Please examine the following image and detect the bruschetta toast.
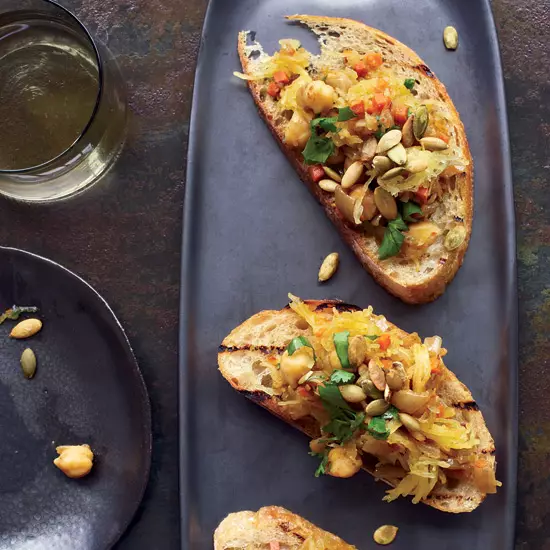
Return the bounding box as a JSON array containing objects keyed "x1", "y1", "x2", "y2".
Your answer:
[
  {"x1": 235, "y1": 15, "x2": 473, "y2": 303},
  {"x1": 214, "y1": 506, "x2": 356, "y2": 550},
  {"x1": 218, "y1": 296, "x2": 499, "y2": 513}
]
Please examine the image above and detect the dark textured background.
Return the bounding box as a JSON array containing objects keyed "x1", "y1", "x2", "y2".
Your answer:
[{"x1": 0, "y1": 0, "x2": 545, "y2": 548}]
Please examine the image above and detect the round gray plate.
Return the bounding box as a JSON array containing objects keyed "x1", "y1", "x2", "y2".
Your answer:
[{"x1": 0, "y1": 247, "x2": 151, "y2": 549}]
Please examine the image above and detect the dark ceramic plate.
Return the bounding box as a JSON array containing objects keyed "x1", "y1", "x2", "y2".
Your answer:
[
  {"x1": 0, "y1": 247, "x2": 151, "y2": 550},
  {"x1": 181, "y1": 0, "x2": 517, "y2": 548}
]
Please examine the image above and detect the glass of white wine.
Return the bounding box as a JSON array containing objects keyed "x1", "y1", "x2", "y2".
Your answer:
[{"x1": 0, "y1": 0, "x2": 126, "y2": 201}]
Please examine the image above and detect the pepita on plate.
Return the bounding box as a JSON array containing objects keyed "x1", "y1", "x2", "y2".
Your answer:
[
  {"x1": 443, "y1": 25, "x2": 459, "y2": 50},
  {"x1": 10, "y1": 318, "x2": 42, "y2": 339},
  {"x1": 20, "y1": 348, "x2": 37, "y2": 379},
  {"x1": 318, "y1": 252, "x2": 339, "y2": 282}
]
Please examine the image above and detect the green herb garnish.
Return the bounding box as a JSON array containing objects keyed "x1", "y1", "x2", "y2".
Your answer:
[
  {"x1": 302, "y1": 107, "x2": 357, "y2": 164},
  {"x1": 378, "y1": 214, "x2": 409, "y2": 260},
  {"x1": 330, "y1": 369, "x2": 356, "y2": 385},
  {"x1": 401, "y1": 201, "x2": 423, "y2": 222},
  {"x1": 0, "y1": 305, "x2": 38, "y2": 325},
  {"x1": 367, "y1": 416, "x2": 390, "y2": 440},
  {"x1": 404, "y1": 78, "x2": 416, "y2": 90},
  {"x1": 287, "y1": 336, "x2": 314, "y2": 356},
  {"x1": 382, "y1": 406, "x2": 399, "y2": 421},
  {"x1": 333, "y1": 330, "x2": 350, "y2": 369},
  {"x1": 365, "y1": 335, "x2": 379, "y2": 341},
  {"x1": 309, "y1": 449, "x2": 330, "y2": 477}
]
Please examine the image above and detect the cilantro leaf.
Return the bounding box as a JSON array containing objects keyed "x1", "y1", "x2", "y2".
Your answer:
[
  {"x1": 404, "y1": 78, "x2": 416, "y2": 90},
  {"x1": 319, "y1": 383, "x2": 366, "y2": 442},
  {"x1": 330, "y1": 369, "x2": 356, "y2": 385},
  {"x1": 0, "y1": 305, "x2": 38, "y2": 325},
  {"x1": 302, "y1": 135, "x2": 335, "y2": 165},
  {"x1": 382, "y1": 406, "x2": 399, "y2": 421},
  {"x1": 365, "y1": 335, "x2": 379, "y2": 341},
  {"x1": 378, "y1": 214, "x2": 409, "y2": 260},
  {"x1": 318, "y1": 383, "x2": 352, "y2": 412},
  {"x1": 367, "y1": 416, "x2": 390, "y2": 440},
  {"x1": 401, "y1": 201, "x2": 423, "y2": 223},
  {"x1": 309, "y1": 450, "x2": 330, "y2": 477},
  {"x1": 312, "y1": 117, "x2": 338, "y2": 134},
  {"x1": 287, "y1": 336, "x2": 314, "y2": 356},
  {"x1": 333, "y1": 330, "x2": 351, "y2": 369},
  {"x1": 337, "y1": 106, "x2": 356, "y2": 121}
]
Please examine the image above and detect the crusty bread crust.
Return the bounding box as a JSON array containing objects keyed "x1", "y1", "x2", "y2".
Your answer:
[
  {"x1": 214, "y1": 506, "x2": 355, "y2": 549},
  {"x1": 238, "y1": 15, "x2": 474, "y2": 304},
  {"x1": 218, "y1": 300, "x2": 496, "y2": 513}
]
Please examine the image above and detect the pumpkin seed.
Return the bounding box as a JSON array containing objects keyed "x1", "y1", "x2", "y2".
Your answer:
[
  {"x1": 318, "y1": 179, "x2": 339, "y2": 192},
  {"x1": 420, "y1": 136, "x2": 449, "y2": 151},
  {"x1": 340, "y1": 384, "x2": 367, "y2": 403},
  {"x1": 386, "y1": 362, "x2": 407, "y2": 391},
  {"x1": 10, "y1": 318, "x2": 42, "y2": 339},
  {"x1": 444, "y1": 225, "x2": 467, "y2": 250},
  {"x1": 358, "y1": 363, "x2": 369, "y2": 377},
  {"x1": 401, "y1": 116, "x2": 415, "y2": 147},
  {"x1": 372, "y1": 155, "x2": 393, "y2": 176},
  {"x1": 322, "y1": 166, "x2": 342, "y2": 183},
  {"x1": 361, "y1": 137, "x2": 378, "y2": 163},
  {"x1": 443, "y1": 25, "x2": 459, "y2": 50},
  {"x1": 386, "y1": 143, "x2": 407, "y2": 166},
  {"x1": 413, "y1": 105, "x2": 429, "y2": 141},
  {"x1": 376, "y1": 129, "x2": 402, "y2": 154},
  {"x1": 373, "y1": 525, "x2": 399, "y2": 546},
  {"x1": 365, "y1": 399, "x2": 390, "y2": 416},
  {"x1": 374, "y1": 187, "x2": 398, "y2": 220},
  {"x1": 348, "y1": 335, "x2": 367, "y2": 368},
  {"x1": 334, "y1": 186, "x2": 358, "y2": 224},
  {"x1": 384, "y1": 384, "x2": 391, "y2": 402},
  {"x1": 368, "y1": 360, "x2": 386, "y2": 391},
  {"x1": 361, "y1": 190, "x2": 377, "y2": 221},
  {"x1": 361, "y1": 378, "x2": 384, "y2": 399},
  {"x1": 341, "y1": 161, "x2": 364, "y2": 189},
  {"x1": 399, "y1": 412, "x2": 421, "y2": 432},
  {"x1": 318, "y1": 252, "x2": 339, "y2": 282},
  {"x1": 378, "y1": 166, "x2": 406, "y2": 181},
  {"x1": 20, "y1": 348, "x2": 37, "y2": 379},
  {"x1": 405, "y1": 158, "x2": 428, "y2": 173}
]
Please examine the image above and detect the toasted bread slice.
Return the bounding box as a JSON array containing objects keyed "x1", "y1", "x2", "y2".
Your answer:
[
  {"x1": 214, "y1": 506, "x2": 355, "y2": 549},
  {"x1": 237, "y1": 15, "x2": 473, "y2": 303},
  {"x1": 219, "y1": 299, "x2": 497, "y2": 513}
]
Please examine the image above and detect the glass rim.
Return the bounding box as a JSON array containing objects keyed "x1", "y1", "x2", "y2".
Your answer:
[{"x1": 0, "y1": 0, "x2": 104, "y2": 175}]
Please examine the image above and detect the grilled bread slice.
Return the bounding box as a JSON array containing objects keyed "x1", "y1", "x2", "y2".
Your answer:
[
  {"x1": 218, "y1": 298, "x2": 497, "y2": 513},
  {"x1": 236, "y1": 15, "x2": 473, "y2": 303},
  {"x1": 214, "y1": 506, "x2": 355, "y2": 550}
]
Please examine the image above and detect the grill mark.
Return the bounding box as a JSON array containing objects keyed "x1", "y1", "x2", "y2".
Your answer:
[
  {"x1": 455, "y1": 401, "x2": 479, "y2": 411},
  {"x1": 218, "y1": 344, "x2": 286, "y2": 353},
  {"x1": 240, "y1": 389, "x2": 271, "y2": 403},
  {"x1": 314, "y1": 302, "x2": 360, "y2": 313},
  {"x1": 415, "y1": 63, "x2": 434, "y2": 78}
]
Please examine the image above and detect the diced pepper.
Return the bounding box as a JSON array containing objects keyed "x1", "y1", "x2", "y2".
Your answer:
[
  {"x1": 267, "y1": 81, "x2": 280, "y2": 98},
  {"x1": 436, "y1": 403, "x2": 446, "y2": 417},
  {"x1": 414, "y1": 186, "x2": 430, "y2": 205},
  {"x1": 392, "y1": 104, "x2": 409, "y2": 125},
  {"x1": 353, "y1": 60, "x2": 369, "y2": 78},
  {"x1": 436, "y1": 132, "x2": 450, "y2": 143},
  {"x1": 366, "y1": 93, "x2": 392, "y2": 114},
  {"x1": 273, "y1": 70, "x2": 290, "y2": 85},
  {"x1": 297, "y1": 386, "x2": 312, "y2": 399},
  {"x1": 381, "y1": 358, "x2": 392, "y2": 370},
  {"x1": 430, "y1": 356, "x2": 442, "y2": 374},
  {"x1": 309, "y1": 165, "x2": 325, "y2": 182},
  {"x1": 378, "y1": 333, "x2": 391, "y2": 351},
  {"x1": 365, "y1": 51, "x2": 383, "y2": 70},
  {"x1": 350, "y1": 101, "x2": 365, "y2": 116},
  {"x1": 375, "y1": 78, "x2": 389, "y2": 92}
]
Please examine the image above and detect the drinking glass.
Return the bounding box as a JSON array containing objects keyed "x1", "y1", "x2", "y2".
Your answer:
[{"x1": 0, "y1": 0, "x2": 126, "y2": 201}]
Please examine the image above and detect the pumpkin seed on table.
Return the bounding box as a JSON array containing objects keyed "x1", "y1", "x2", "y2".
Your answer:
[
  {"x1": 443, "y1": 25, "x2": 459, "y2": 50},
  {"x1": 20, "y1": 348, "x2": 37, "y2": 379},
  {"x1": 413, "y1": 105, "x2": 429, "y2": 141},
  {"x1": 318, "y1": 179, "x2": 339, "y2": 192},
  {"x1": 386, "y1": 143, "x2": 407, "y2": 166},
  {"x1": 10, "y1": 318, "x2": 42, "y2": 339},
  {"x1": 373, "y1": 525, "x2": 399, "y2": 546},
  {"x1": 376, "y1": 129, "x2": 402, "y2": 154},
  {"x1": 318, "y1": 252, "x2": 339, "y2": 282},
  {"x1": 322, "y1": 166, "x2": 341, "y2": 182},
  {"x1": 444, "y1": 225, "x2": 467, "y2": 250}
]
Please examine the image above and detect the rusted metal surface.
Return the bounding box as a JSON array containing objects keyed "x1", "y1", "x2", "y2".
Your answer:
[{"x1": 0, "y1": 0, "x2": 545, "y2": 547}]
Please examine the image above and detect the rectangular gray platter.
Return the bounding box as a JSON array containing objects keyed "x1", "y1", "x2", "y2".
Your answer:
[{"x1": 180, "y1": 0, "x2": 518, "y2": 548}]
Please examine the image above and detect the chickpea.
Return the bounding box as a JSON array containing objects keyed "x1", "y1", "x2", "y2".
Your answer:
[
  {"x1": 296, "y1": 81, "x2": 336, "y2": 114},
  {"x1": 54, "y1": 444, "x2": 94, "y2": 479},
  {"x1": 327, "y1": 443, "x2": 362, "y2": 478},
  {"x1": 309, "y1": 438, "x2": 327, "y2": 454},
  {"x1": 325, "y1": 71, "x2": 353, "y2": 92},
  {"x1": 284, "y1": 111, "x2": 310, "y2": 149}
]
